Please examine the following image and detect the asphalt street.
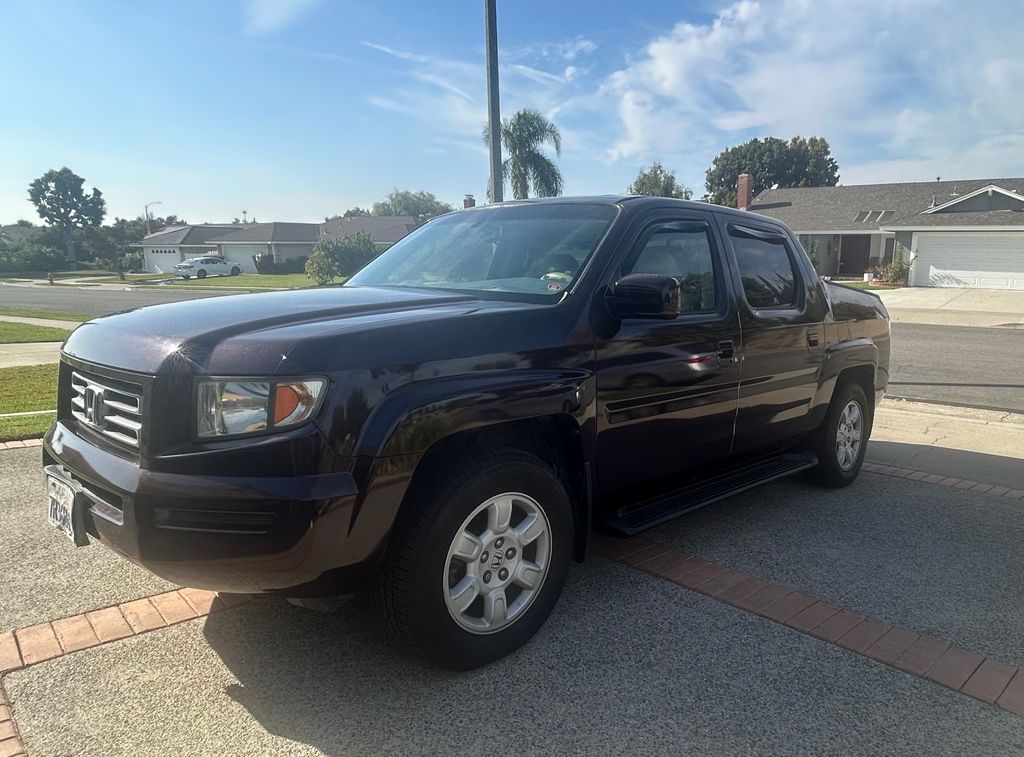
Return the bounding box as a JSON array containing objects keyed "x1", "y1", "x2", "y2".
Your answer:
[
  {"x1": 0, "y1": 282, "x2": 229, "y2": 317},
  {"x1": 889, "y1": 323, "x2": 1024, "y2": 413},
  {"x1": 3, "y1": 446, "x2": 1024, "y2": 755}
]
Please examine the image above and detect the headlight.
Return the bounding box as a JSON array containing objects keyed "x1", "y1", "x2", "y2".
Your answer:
[{"x1": 196, "y1": 378, "x2": 327, "y2": 438}]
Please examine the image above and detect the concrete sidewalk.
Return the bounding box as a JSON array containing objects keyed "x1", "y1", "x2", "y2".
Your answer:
[
  {"x1": 0, "y1": 341, "x2": 60, "y2": 368},
  {"x1": 870, "y1": 398, "x2": 1024, "y2": 490},
  {"x1": 877, "y1": 289, "x2": 1024, "y2": 328},
  {"x1": 0, "y1": 315, "x2": 82, "y2": 330}
]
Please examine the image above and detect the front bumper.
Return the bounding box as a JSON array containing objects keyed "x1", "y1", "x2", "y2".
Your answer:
[{"x1": 43, "y1": 421, "x2": 372, "y2": 596}]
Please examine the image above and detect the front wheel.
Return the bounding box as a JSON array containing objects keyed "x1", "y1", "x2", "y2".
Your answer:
[
  {"x1": 197, "y1": 269, "x2": 207, "y2": 279},
  {"x1": 805, "y1": 381, "x2": 871, "y2": 488},
  {"x1": 230, "y1": 266, "x2": 241, "y2": 276},
  {"x1": 375, "y1": 449, "x2": 572, "y2": 670}
]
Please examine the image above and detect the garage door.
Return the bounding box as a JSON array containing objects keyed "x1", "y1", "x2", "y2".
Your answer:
[
  {"x1": 911, "y1": 232, "x2": 1024, "y2": 289},
  {"x1": 219, "y1": 247, "x2": 260, "y2": 274}
]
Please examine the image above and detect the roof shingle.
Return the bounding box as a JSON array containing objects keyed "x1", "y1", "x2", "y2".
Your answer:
[{"x1": 749, "y1": 177, "x2": 1024, "y2": 231}]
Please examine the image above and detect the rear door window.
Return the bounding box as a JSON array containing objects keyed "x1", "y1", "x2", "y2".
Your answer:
[{"x1": 728, "y1": 226, "x2": 800, "y2": 309}]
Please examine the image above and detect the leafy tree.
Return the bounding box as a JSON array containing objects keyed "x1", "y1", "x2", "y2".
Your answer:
[
  {"x1": 343, "y1": 207, "x2": 371, "y2": 217},
  {"x1": 27, "y1": 167, "x2": 106, "y2": 261},
  {"x1": 705, "y1": 136, "x2": 839, "y2": 206},
  {"x1": 305, "y1": 246, "x2": 339, "y2": 285},
  {"x1": 371, "y1": 191, "x2": 453, "y2": 219},
  {"x1": 484, "y1": 108, "x2": 563, "y2": 199},
  {"x1": 628, "y1": 162, "x2": 693, "y2": 199}
]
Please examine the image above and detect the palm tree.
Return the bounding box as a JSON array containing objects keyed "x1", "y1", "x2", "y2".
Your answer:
[{"x1": 484, "y1": 109, "x2": 563, "y2": 200}]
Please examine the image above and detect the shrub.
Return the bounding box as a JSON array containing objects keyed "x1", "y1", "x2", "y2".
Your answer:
[
  {"x1": 0, "y1": 242, "x2": 66, "y2": 274},
  {"x1": 882, "y1": 244, "x2": 911, "y2": 285},
  {"x1": 310, "y1": 232, "x2": 379, "y2": 280},
  {"x1": 305, "y1": 247, "x2": 339, "y2": 285},
  {"x1": 253, "y1": 252, "x2": 278, "y2": 274}
]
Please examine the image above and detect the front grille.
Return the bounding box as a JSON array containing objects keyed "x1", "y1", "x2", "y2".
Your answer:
[{"x1": 70, "y1": 370, "x2": 144, "y2": 449}]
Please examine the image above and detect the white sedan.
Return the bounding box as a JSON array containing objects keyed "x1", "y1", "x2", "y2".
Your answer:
[{"x1": 174, "y1": 257, "x2": 241, "y2": 279}]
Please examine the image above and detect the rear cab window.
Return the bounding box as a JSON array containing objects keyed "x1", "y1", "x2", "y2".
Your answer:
[{"x1": 727, "y1": 224, "x2": 802, "y2": 310}]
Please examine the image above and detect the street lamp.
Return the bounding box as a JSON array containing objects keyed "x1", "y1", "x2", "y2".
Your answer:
[{"x1": 144, "y1": 201, "x2": 163, "y2": 235}]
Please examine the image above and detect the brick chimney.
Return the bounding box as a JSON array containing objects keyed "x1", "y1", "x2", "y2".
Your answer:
[
  {"x1": 463, "y1": 194, "x2": 476, "y2": 209},
  {"x1": 737, "y1": 173, "x2": 753, "y2": 211}
]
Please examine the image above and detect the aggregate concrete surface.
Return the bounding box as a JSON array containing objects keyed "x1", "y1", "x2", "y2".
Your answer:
[
  {"x1": 6, "y1": 560, "x2": 1024, "y2": 757},
  {"x1": 0, "y1": 448, "x2": 175, "y2": 632}
]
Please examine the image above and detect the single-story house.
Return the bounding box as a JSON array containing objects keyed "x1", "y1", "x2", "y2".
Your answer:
[
  {"x1": 320, "y1": 215, "x2": 418, "y2": 250},
  {"x1": 745, "y1": 177, "x2": 1024, "y2": 289},
  {"x1": 136, "y1": 224, "x2": 240, "y2": 273},
  {"x1": 138, "y1": 216, "x2": 420, "y2": 273},
  {"x1": 205, "y1": 222, "x2": 320, "y2": 273}
]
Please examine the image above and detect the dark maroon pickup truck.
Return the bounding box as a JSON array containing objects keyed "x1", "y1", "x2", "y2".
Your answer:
[{"x1": 43, "y1": 196, "x2": 889, "y2": 669}]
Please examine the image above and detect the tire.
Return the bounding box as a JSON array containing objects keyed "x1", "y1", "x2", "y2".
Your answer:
[
  {"x1": 375, "y1": 448, "x2": 573, "y2": 670},
  {"x1": 231, "y1": 266, "x2": 241, "y2": 276},
  {"x1": 197, "y1": 269, "x2": 207, "y2": 279},
  {"x1": 805, "y1": 380, "x2": 871, "y2": 488}
]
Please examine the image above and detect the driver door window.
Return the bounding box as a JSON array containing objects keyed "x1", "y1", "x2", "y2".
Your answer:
[{"x1": 626, "y1": 225, "x2": 717, "y2": 313}]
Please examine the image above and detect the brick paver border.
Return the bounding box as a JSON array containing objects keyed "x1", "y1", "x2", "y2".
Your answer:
[
  {"x1": 862, "y1": 460, "x2": 1024, "y2": 501},
  {"x1": 591, "y1": 535, "x2": 1024, "y2": 718},
  {"x1": 0, "y1": 440, "x2": 43, "y2": 451},
  {"x1": 0, "y1": 589, "x2": 249, "y2": 756}
]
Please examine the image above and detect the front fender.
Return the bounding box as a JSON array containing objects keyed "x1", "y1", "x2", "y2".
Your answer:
[
  {"x1": 338, "y1": 370, "x2": 595, "y2": 564},
  {"x1": 355, "y1": 369, "x2": 594, "y2": 458}
]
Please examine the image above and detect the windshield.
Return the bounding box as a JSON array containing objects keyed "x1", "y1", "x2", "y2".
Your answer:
[{"x1": 346, "y1": 203, "x2": 617, "y2": 298}]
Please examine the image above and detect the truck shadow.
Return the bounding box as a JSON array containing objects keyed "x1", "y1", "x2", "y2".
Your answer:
[{"x1": 199, "y1": 559, "x2": 679, "y2": 755}]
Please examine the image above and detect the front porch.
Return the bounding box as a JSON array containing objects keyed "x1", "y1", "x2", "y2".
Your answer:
[{"x1": 797, "y1": 232, "x2": 895, "y2": 277}]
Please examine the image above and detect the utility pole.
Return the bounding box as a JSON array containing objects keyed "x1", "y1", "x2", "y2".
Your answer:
[{"x1": 484, "y1": 0, "x2": 503, "y2": 203}]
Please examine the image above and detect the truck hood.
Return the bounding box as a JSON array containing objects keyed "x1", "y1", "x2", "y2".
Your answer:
[{"x1": 62, "y1": 286, "x2": 499, "y2": 374}]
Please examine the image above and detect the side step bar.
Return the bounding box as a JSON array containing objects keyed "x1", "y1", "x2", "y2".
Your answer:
[{"x1": 605, "y1": 452, "x2": 818, "y2": 536}]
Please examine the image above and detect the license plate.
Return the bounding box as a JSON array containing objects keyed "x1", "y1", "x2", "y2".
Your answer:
[{"x1": 47, "y1": 475, "x2": 81, "y2": 544}]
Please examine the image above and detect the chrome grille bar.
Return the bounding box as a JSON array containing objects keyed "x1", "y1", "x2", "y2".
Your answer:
[{"x1": 70, "y1": 371, "x2": 144, "y2": 449}]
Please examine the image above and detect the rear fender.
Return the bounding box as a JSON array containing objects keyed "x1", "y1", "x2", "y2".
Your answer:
[{"x1": 808, "y1": 338, "x2": 879, "y2": 427}]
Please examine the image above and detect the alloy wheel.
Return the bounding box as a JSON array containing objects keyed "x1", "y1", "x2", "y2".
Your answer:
[
  {"x1": 443, "y1": 492, "x2": 551, "y2": 634},
  {"x1": 835, "y1": 400, "x2": 863, "y2": 471}
]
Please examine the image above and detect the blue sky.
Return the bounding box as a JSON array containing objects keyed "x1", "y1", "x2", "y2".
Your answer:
[{"x1": 2, "y1": 0, "x2": 1023, "y2": 224}]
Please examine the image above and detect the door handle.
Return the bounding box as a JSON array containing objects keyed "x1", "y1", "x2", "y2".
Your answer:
[
  {"x1": 717, "y1": 340, "x2": 736, "y2": 366},
  {"x1": 807, "y1": 329, "x2": 820, "y2": 347}
]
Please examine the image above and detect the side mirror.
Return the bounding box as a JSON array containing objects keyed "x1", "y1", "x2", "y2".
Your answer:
[{"x1": 607, "y1": 273, "x2": 682, "y2": 319}]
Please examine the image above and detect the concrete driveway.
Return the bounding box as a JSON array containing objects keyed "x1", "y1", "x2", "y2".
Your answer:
[{"x1": 2, "y1": 404, "x2": 1024, "y2": 756}]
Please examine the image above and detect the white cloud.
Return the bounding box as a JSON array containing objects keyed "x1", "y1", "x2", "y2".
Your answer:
[
  {"x1": 243, "y1": 0, "x2": 319, "y2": 35},
  {"x1": 601, "y1": 0, "x2": 1024, "y2": 187},
  {"x1": 361, "y1": 40, "x2": 586, "y2": 159}
]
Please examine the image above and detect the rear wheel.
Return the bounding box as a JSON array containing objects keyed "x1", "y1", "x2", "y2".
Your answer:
[
  {"x1": 805, "y1": 381, "x2": 870, "y2": 488},
  {"x1": 375, "y1": 448, "x2": 572, "y2": 670}
]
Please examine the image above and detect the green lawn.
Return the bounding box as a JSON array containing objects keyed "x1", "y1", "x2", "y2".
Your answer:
[
  {"x1": 0, "y1": 322, "x2": 71, "y2": 344},
  {"x1": 0, "y1": 307, "x2": 88, "y2": 322},
  {"x1": 166, "y1": 273, "x2": 316, "y2": 289},
  {"x1": 0, "y1": 364, "x2": 58, "y2": 414},
  {"x1": 0, "y1": 413, "x2": 54, "y2": 442}
]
